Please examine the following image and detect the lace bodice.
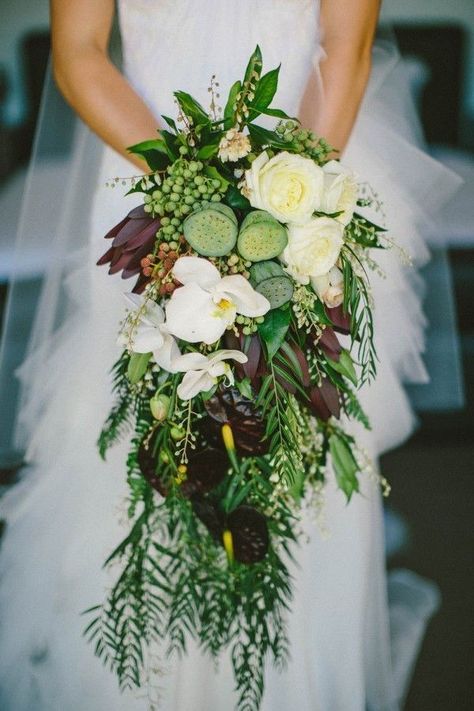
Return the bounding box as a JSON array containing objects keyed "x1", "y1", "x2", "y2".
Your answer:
[{"x1": 117, "y1": 0, "x2": 321, "y2": 121}]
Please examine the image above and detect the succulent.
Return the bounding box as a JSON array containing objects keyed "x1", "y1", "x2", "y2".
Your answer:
[
  {"x1": 237, "y1": 209, "x2": 288, "y2": 262},
  {"x1": 183, "y1": 202, "x2": 238, "y2": 256},
  {"x1": 249, "y1": 260, "x2": 293, "y2": 309}
]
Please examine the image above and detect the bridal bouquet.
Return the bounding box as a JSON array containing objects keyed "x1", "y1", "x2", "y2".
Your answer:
[{"x1": 87, "y1": 47, "x2": 388, "y2": 710}]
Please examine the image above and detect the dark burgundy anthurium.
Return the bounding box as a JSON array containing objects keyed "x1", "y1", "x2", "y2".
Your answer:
[
  {"x1": 137, "y1": 434, "x2": 228, "y2": 497},
  {"x1": 202, "y1": 387, "x2": 269, "y2": 456},
  {"x1": 96, "y1": 205, "x2": 160, "y2": 293},
  {"x1": 192, "y1": 496, "x2": 269, "y2": 564}
]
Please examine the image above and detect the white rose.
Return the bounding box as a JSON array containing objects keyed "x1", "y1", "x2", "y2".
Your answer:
[
  {"x1": 311, "y1": 266, "x2": 344, "y2": 308},
  {"x1": 244, "y1": 151, "x2": 324, "y2": 224},
  {"x1": 320, "y1": 160, "x2": 358, "y2": 225},
  {"x1": 282, "y1": 217, "x2": 344, "y2": 283}
]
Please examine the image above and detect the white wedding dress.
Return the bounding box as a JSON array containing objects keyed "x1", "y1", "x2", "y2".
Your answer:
[{"x1": 0, "y1": 2, "x2": 459, "y2": 710}]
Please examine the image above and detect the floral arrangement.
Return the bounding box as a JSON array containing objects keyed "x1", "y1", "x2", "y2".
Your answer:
[{"x1": 87, "y1": 48, "x2": 388, "y2": 711}]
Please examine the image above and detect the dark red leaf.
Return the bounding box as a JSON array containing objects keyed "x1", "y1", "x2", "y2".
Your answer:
[
  {"x1": 318, "y1": 327, "x2": 342, "y2": 361},
  {"x1": 326, "y1": 304, "x2": 351, "y2": 334}
]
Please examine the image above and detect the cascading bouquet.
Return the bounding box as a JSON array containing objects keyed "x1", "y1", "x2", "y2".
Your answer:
[{"x1": 86, "y1": 47, "x2": 388, "y2": 710}]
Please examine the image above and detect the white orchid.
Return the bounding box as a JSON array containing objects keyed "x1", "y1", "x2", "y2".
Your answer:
[
  {"x1": 166, "y1": 256, "x2": 270, "y2": 345},
  {"x1": 121, "y1": 293, "x2": 181, "y2": 371},
  {"x1": 172, "y1": 349, "x2": 248, "y2": 400}
]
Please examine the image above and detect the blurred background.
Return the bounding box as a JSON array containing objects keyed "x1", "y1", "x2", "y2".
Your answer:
[{"x1": 0, "y1": 1, "x2": 473, "y2": 709}]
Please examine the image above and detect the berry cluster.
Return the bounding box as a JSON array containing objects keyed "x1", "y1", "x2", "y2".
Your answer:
[
  {"x1": 275, "y1": 120, "x2": 333, "y2": 163},
  {"x1": 142, "y1": 157, "x2": 225, "y2": 246}
]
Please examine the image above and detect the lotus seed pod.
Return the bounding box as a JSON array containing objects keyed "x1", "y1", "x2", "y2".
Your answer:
[
  {"x1": 249, "y1": 260, "x2": 294, "y2": 309},
  {"x1": 237, "y1": 211, "x2": 288, "y2": 262},
  {"x1": 183, "y1": 203, "x2": 238, "y2": 257}
]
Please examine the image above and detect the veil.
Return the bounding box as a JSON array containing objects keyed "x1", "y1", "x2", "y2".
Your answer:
[{"x1": 0, "y1": 27, "x2": 464, "y2": 469}]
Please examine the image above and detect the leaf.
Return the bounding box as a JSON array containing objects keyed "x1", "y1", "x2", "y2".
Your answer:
[
  {"x1": 243, "y1": 45, "x2": 263, "y2": 86},
  {"x1": 236, "y1": 377, "x2": 253, "y2": 400},
  {"x1": 329, "y1": 434, "x2": 359, "y2": 501},
  {"x1": 161, "y1": 115, "x2": 178, "y2": 133},
  {"x1": 327, "y1": 349, "x2": 358, "y2": 386},
  {"x1": 127, "y1": 352, "x2": 151, "y2": 384},
  {"x1": 224, "y1": 80, "x2": 242, "y2": 123},
  {"x1": 127, "y1": 139, "x2": 170, "y2": 171},
  {"x1": 261, "y1": 107, "x2": 295, "y2": 120},
  {"x1": 250, "y1": 66, "x2": 280, "y2": 111},
  {"x1": 248, "y1": 123, "x2": 292, "y2": 150},
  {"x1": 197, "y1": 138, "x2": 221, "y2": 160},
  {"x1": 225, "y1": 184, "x2": 251, "y2": 210},
  {"x1": 258, "y1": 307, "x2": 291, "y2": 360},
  {"x1": 174, "y1": 90, "x2": 210, "y2": 127},
  {"x1": 203, "y1": 164, "x2": 230, "y2": 189},
  {"x1": 160, "y1": 130, "x2": 179, "y2": 161}
]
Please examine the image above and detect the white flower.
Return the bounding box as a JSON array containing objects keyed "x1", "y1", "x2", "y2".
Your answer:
[
  {"x1": 166, "y1": 256, "x2": 270, "y2": 345},
  {"x1": 321, "y1": 160, "x2": 358, "y2": 225},
  {"x1": 244, "y1": 151, "x2": 324, "y2": 224},
  {"x1": 121, "y1": 293, "x2": 181, "y2": 371},
  {"x1": 311, "y1": 266, "x2": 344, "y2": 308},
  {"x1": 281, "y1": 217, "x2": 344, "y2": 284},
  {"x1": 218, "y1": 127, "x2": 251, "y2": 162},
  {"x1": 172, "y1": 349, "x2": 248, "y2": 400}
]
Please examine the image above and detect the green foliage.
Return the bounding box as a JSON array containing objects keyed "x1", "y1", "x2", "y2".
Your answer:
[
  {"x1": 97, "y1": 353, "x2": 136, "y2": 460},
  {"x1": 328, "y1": 431, "x2": 360, "y2": 501},
  {"x1": 342, "y1": 248, "x2": 378, "y2": 385},
  {"x1": 257, "y1": 307, "x2": 291, "y2": 360}
]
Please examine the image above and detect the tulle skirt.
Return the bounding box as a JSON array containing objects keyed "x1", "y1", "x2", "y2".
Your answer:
[{"x1": 0, "y1": 37, "x2": 461, "y2": 711}]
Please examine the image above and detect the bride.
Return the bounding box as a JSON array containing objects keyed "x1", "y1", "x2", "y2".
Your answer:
[{"x1": 0, "y1": 1, "x2": 458, "y2": 709}]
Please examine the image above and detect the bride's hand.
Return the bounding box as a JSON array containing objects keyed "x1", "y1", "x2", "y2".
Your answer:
[
  {"x1": 299, "y1": 0, "x2": 381, "y2": 157},
  {"x1": 51, "y1": 0, "x2": 160, "y2": 170}
]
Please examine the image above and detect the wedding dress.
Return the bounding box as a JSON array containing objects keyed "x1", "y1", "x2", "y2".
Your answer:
[{"x1": 0, "y1": 1, "x2": 460, "y2": 710}]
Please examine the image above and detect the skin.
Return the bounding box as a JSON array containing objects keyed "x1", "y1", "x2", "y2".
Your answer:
[{"x1": 50, "y1": 0, "x2": 381, "y2": 168}]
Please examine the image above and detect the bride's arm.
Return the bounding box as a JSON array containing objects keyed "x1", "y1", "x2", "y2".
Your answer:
[
  {"x1": 299, "y1": 0, "x2": 381, "y2": 155},
  {"x1": 50, "y1": 0, "x2": 159, "y2": 170}
]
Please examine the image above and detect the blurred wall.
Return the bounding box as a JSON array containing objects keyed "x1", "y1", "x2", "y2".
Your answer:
[
  {"x1": 0, "y1": 0, "x2": 49, "y2": 125},
  {"x1": 382, "y1": 0, "x2": 474, "y2": 115}
]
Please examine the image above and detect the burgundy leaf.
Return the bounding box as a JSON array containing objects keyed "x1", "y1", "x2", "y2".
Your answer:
[
  {"x1": 103, "y1": 216, "x2": 129, "y2": 241},
  {"x1": 326, "y1": 304, "x2": 351, "y2": 335},
  {"x1": 127, "y1": 204, "x2": 147, "y2": 219},
  {"x1": 318, "y1": 327, "x2": 342, "y2": 361},
  {"x1": 112, "y1": 217, "x2": 156, "y2": 248}
]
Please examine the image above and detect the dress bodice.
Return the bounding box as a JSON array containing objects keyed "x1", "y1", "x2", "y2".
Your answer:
[{"x1": 117, "y1": 0, "x2": 321, "y2": 122}]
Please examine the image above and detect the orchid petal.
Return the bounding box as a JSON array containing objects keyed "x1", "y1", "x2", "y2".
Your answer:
[
  {"x1": 177, "y1": 370, "x2": 215, "y2": 400},
  {"x1": 124, "y1": 292, "x2": 165, "y2": 326},
  {"x1": 172, "y1": 256, "x2": 221, "y2": 290},
  {"x1": 166, "y1": 282, "x2": 227, "y2": 344},
  {"x1": 172, "y1": 351, "x2": 210, "y2": 373},
  {"x1": 153, "y1": 333, "x2": 181, "y2": 372},
  {"x1": 216, "y1": 275, "x2": 270, "y2": 317},
  {"x1": 132, "y1": 325, "x2": 165, "y2": 353},
  {"x1": 207, "y1": 349, "x2": 248, "y2": 366}
]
